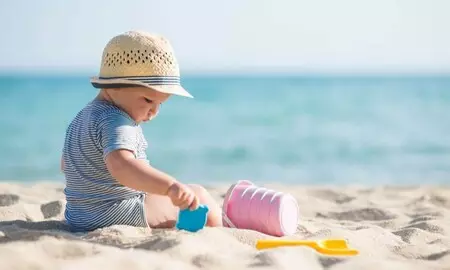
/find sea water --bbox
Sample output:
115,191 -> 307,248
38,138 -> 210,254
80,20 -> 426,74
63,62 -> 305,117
0,73 -> 449,185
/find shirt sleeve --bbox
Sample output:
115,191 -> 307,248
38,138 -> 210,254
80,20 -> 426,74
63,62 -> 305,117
97,111 -> 138,159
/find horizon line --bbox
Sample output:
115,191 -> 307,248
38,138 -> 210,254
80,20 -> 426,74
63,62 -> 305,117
0,67 -> 449,78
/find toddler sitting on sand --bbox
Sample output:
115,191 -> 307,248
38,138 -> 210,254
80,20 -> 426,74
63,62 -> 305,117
61,30 -> 222,232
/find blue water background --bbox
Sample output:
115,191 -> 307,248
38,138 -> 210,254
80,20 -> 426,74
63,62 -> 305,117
0,73 -> 449,185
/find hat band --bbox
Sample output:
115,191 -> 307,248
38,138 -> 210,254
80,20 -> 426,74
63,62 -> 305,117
98,76 -> 180,85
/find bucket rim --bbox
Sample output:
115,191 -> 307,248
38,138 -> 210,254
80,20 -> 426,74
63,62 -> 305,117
279,194 -> 299,235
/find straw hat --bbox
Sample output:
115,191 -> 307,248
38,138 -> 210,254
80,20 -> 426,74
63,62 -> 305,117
90,30 -> 192,98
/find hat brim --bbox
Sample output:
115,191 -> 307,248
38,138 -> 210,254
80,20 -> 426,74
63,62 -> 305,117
90,77 -> 193,98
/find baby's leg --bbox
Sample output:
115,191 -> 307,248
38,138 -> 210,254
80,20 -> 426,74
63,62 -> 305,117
144,184 -> 223,228
189,184 -> 223,227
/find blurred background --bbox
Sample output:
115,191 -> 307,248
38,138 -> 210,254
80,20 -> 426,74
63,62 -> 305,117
0,0 -> 449,185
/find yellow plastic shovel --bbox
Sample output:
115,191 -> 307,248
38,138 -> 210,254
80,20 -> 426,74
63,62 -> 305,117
256,239 -> 359,256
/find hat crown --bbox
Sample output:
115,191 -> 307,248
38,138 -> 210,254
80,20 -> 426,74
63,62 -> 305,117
98,31 -> 180,78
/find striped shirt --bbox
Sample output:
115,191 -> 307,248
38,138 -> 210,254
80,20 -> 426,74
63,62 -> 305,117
62,99 -> 148,232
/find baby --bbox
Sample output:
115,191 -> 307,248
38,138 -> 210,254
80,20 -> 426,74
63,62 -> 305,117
61,30 -> 222,232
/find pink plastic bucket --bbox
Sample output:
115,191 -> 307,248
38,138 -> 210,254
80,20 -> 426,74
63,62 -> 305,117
222,180 -> 299,237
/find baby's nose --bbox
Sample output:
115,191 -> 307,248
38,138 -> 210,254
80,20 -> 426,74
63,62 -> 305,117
150,103 -> 160,113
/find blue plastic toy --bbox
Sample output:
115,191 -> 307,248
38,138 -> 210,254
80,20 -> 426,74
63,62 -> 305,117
175,204 -> 209,232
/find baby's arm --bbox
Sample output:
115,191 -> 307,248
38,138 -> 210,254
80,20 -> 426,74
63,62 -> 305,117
98,111 -> 179,196
105,149 -> 176,195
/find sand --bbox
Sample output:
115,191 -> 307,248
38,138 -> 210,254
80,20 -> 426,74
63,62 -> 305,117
0,182 -> 449,270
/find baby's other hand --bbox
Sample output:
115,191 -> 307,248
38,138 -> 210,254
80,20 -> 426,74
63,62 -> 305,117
167,182 -> 199,210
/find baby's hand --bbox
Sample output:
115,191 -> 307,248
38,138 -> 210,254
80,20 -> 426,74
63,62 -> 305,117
167,182 -> 200,210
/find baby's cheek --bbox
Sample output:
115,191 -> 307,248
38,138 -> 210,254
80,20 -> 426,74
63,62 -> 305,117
139,105 -> 150,114
130,107 -> 145,121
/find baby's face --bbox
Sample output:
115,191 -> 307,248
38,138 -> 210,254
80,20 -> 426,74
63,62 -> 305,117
106,87 -> 170,123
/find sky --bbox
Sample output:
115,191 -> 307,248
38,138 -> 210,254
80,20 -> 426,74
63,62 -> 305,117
0,0 -> 449,74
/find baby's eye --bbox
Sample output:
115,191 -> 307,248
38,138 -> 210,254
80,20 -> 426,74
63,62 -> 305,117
144,97 -> 153,103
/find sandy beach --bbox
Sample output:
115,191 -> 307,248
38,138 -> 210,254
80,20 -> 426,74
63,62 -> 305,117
0,182 -> 449,270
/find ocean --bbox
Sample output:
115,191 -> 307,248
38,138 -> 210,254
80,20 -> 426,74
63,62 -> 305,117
1,73 -> 449,186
